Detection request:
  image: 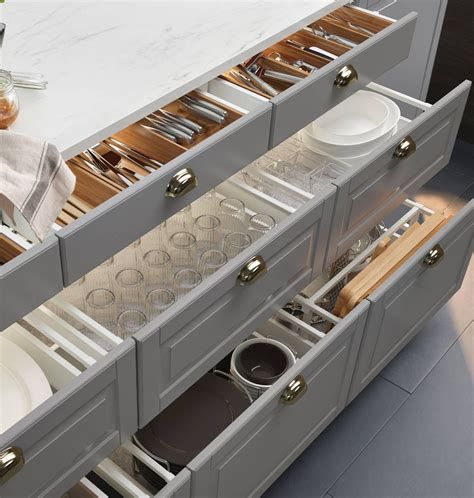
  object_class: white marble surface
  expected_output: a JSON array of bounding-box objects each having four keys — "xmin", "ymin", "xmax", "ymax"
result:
[{"xmin": 2, "ymin": 1, "xmax": 346, "ymax": 159}]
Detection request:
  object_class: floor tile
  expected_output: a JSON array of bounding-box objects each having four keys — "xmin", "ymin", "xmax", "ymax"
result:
[
  {"xmin": 329, "ymin": 324, "xmax": 474, "ymax": 498},
  {"xmin": 263, "ymin": 377, "xmax": 409, "ymax": 498},
  {"xmin": 445, "ymin": 140, "xmax": 474, "ymax": 179},
  {"xmin": 380, "ymin": 257, "xmax": 473, "ymax": 392}
]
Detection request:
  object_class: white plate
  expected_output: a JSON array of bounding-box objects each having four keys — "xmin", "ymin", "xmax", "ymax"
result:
[{"xmin": 0, "ymin": 336, "xmax": 52, "ymax": 434}]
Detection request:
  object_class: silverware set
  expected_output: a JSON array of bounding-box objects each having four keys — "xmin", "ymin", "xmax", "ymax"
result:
[{"xmin": 140, "ymin": 95, "xmax": 229, "ymax": 143}]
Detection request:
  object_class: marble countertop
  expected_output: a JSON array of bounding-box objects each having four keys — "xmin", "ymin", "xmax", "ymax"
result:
[{"xmin": 2, "ymin": 1, "xmax": 346, "ymax": 159}]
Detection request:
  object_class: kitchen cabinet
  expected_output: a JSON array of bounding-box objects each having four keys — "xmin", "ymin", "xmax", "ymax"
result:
[{"xmin": 0, "ymin": 1, "xmax": 471, "ymax": 496}]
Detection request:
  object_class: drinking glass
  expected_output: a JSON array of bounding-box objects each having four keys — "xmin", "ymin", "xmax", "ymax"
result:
[
  {"xmin": 85, "ymin": 288, "xmax": 117, "ymax": 329},
  {"xmin": 146, "ymin": 288, "xmax": 176, "ymax": 321},
  {"xmin": 173, "ymin": 268, "xmax": 202, "ymax": 299},
  {"xmin": 194, "ymin": 214, "xmax": 221, "ymax": 252},
  {"xmin": 219, "ymin": 198, "xmax": 246, "ymax": 233},
  {"xmin": 169, "ymin": 231, "xmax": 198, "ymax": 270},
  {"xmin": 248, "ymin": 214, "xmax": 276, "ymax": 241},
  {"xmin": 223, "ymin": 232, "xmax": 252, "ymax": 259},
  {"xmin": 117, "ymin": 309, "xmax": 147, "ymax": 339},
  {"xmin": 115, "ymin": 268, "xmax": 145, "ymax": 312},
  {"xmin": 199, "ymin": 249, "xmax": 228, "ymax": 278},
  {"xmin": 143, "ymin": 249, "xmax": 172, "ymax": 289}
]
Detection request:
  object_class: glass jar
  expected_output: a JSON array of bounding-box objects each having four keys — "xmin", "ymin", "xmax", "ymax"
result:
[{"xmin": 0, "ymin": 70, "xmax": 19, "ymax": 129}]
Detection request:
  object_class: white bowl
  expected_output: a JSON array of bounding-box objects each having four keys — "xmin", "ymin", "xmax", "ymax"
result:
[
  {"xmin": 300, "ymin": 123, "xmax": 398, "ymax": 160},
  {"xmin": 309, "ymin": 91, "xmax": 401, "ymax": 146},
  {"xmin": 310, "ymin": 90, "xmax": 391, "ymax": 145}
]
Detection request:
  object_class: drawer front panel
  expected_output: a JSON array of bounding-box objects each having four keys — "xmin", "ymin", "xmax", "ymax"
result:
[
  {"xmin": 328, "ymin": 80, "xmax": 471, "ymax": 263},
  {"xmin": 0, "ymin": 237, "xmax": 63, "ymax": 332},
  {"xmin": 57, "ymin": 104, "xmax": 272, "ymax": 285},
  {"xmin": 188, "ymin": 303, "xmax": 368, "ymax": 498},
  {"xmin": 348, "ymin": 201, "xmax": 473, "ymax": 402},
  {"xmin": 0, "ymin": 341, "xmax": 137, "ymax": 497},
  {"xmin": 269, "ymin": 13, "xmax": 417, "ymax": 148},
  {"xmin": 135, "ymin": 189, "xmax": 336, "ymax": 426},
  {"xmin": 156, "ymin": 469, "xmax": 191, "ymax": 498}
]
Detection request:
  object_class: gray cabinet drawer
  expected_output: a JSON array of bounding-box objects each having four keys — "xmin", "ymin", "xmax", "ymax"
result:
[
  {"xmin": 0, "ymin": 234, "xmax": 63, "ymax": 332},
  {"xmin": 0, "ymin": 307, "xmax": 137, "ymax": 497},
  {"xmin": 134, "ymin": 185, "xmax": 336, "ymax": 426},
  {"xmin": 268, "ymin": 9, "xmax": 417, "ymax": 147},
  {"xmin": 327, "ymin": 80, "xmax": 471, "ymax": 264},
  {"xmin": 57, "ymin": 100, "xmax": 272, "ymax": 286},
  {"xmin": 187, "ymin": 302, "xmax": 368, "ymax": 498},
  {"xmin": 348, "ymin": 200, "xmax": 474, "ymax": 402}
]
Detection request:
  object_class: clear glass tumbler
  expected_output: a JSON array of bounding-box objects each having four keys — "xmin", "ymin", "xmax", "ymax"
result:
[
  {"xmin": 115, "ymin": 268, "xmax": 145, "ymax": 312},
  {"xmin": 248, "ymin": 214, "xmax": 276, "ymax": 241},
  {"xmin": 223, "ymin": 232, "xmax": 252, "ymax": 260},
  {"xmin": 169, "ymin": 231, "xmax": 198, "ymax": 270},
  {"xmin": 117, "ymin": 309, "xmax": 147, "ymax": 339},
  {"xmin": 85, "ymin": 288, "xmax": 117, "ymax": 330},
  {"xmin": 219, "ymin": 198, "xmax": 246, "ymax": 233},
  {"xmin": 146, "ymin": 288, "xmax": 176, "ymax": 321},
  {"xmin": 194, "ymin": 214, "xmax": 221, "ymax": 252},
  {"xmin": 199, "ymin": 249, "xmax": 228, "ymax": 278},
  {"xmin": 173, "ymin": 268, "xmax": 202, "ymax": 299},
  {"xmin": 143, "ymin": 249, "xmax": 172, "ymax": 289}
]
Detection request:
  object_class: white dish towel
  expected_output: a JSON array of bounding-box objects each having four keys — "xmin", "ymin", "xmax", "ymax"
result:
[{"xmin": 0, "ymin": 130, "xmax": 75, "ymax": 241}]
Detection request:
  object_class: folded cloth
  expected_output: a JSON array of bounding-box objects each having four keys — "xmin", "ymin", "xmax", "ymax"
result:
[{"xmin": 0, "ymin": 130, "xmax": 76, "ymax": 241}]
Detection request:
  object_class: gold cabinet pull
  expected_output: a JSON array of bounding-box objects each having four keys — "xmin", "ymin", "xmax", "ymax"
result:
[
  {"xmin": 334, "ymin": 64, "xmax": 358, "ymax": 87},
  {"xmin": 280, "ymin": 375, "xmax": 307, "ymax": 405},
  {"xmin": 0, "ymin": 447, "xmax": 24, "ymax": 486},
  {"xmin": 165, "ymin": 168, "xmax": 197, "ymax": 198},
  {"xmin": 237, "ymin": 255, "xmax": 267, "ymax": 284},
  {"xmin": 423, "ymin": 244, "xmax": 444, "ymax": 267},
  {"xmin": 393, "ymin": 136, "xmax": 417, "ymax": 159}
]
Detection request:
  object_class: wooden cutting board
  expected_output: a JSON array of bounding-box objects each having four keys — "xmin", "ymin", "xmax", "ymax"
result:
[{"xmin": 333, "ymin": 212, "xmax": 451, "ymax": 318}]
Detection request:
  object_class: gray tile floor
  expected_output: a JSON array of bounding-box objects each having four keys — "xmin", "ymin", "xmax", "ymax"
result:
[{"xmin": 264, "ymin": 140, "xmax": 474, "ymax": 498}]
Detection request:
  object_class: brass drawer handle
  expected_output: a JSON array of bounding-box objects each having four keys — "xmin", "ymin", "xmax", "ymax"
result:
[
  {"xmin": 393, "ymin": 136, "xmax": 416, "ymax": 159},
  {"xmin": 0, "ymin": 447, "xmax": 24, "ymax": 486},
  {"xmin": 237, "ymin": 255, "xmax": 267, "ymax": 284},
  {"xmin": 281, "ymin": 375, "xmax": 307, "ymax": 405},
  {"xmin": 423, "ymin": 244, "xmax": 444, "ymax": 267},
  {"xmin": 334, "ymin": 64, "xmax": 358, "ymax": 87},
  {"xmin": 165, "ymin": 168, "xmax": 198, "ymax": 198}
]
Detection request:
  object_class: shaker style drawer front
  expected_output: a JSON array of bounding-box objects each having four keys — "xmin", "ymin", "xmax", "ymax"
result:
[
  {"xmin": 57, "ymin": 101, "xmax": 272, "ymax": 286},
  {"xmin": 327, "ymin": 80, "xmax": 471, "ymax": 263},
  {"xmin": 155, "ymin": 469, "xmax": 192, "ymax": 498},
  {"xmin": 0, "ymin": 338, "xmax": 137, "ymax": 498},
  {"xmin": 348, "ymin": 200, "xmax": 474, "ymax": 402},
  {"xmin": 187, "ymin": 303, "xmax": 369, "ymax": 498},
  {"xmin": 269, "ymin": 11, "xmax": 417, "ymax": 147},
  {"xmin": 135, "ymin": 187, "xmax": 336, "ymax": 426},
  {"xmin": 0, "ymin": 235, "xmax": 63, "ymax": 332}
]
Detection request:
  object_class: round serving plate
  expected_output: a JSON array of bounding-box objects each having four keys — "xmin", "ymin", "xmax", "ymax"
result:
[{"xmin": 0, "ymin": 336, "xmax": 52, "ymax": 434}]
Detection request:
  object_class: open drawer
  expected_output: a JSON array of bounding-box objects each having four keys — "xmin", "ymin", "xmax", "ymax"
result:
[
  {"xmin": 0, "ymin": 300, "xmax": 137, "ymax": 497},
  {"xmin": 75, "ymin": 168, "xmax": 335, "ymax": 426},
  {"xmin": 218, "ymin": 4, "xmax": 417, "ymax": 147},
  {"xmin": 59, "ymin": 303, "xmax": 368, "ymax": 498}
]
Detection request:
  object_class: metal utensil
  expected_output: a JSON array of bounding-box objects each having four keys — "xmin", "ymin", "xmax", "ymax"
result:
[
  {"xmin": 179, "ymin": 96, "xmax": 225, "ymax": 124},
  {"xmin": 184, "ymin": 95, "xmax": 228, "ymax": 119},
  {"xmin": 151, "ymin": 112, "xmax": 196, "ymax": 138},
  {"xmin": 155, "ymin": 109, "xmax": 203, "ymax": 134},
  {"xmin": 311, "ymin": 24, "xmax": 357, "ymax": 48},
  {"xmin": 0, "ymin": 23, "xmax": 5, "ymax": 49},
  {"xmin": 104, "ymin": 137, "xmax": 162, "ymax": 171},
  {"xmin": 293, "ymin": 59, "xmax": 318, "ymax": 73},
  {"xmin": 140, "ymin": 124, "xmax": 178, "ymax": 143},
  {"xmin": 261, "ymin": 70, "xmax": 304, "ymax": 84},
  {"xmin": 286, "ymin": 39, "xmax": 337, "ymax": 61},
  {"xmin": 229, "ymin": 69, "xmax": 263, "ymax": 93},
  {"xmin": 85, "ymin": 149, "xmax": 133, "ymax": 187},
  {"xmin": 326, "ymin": 12, "xmax": 375, "ymax": 36},
  {"xmin": 145, "ymin": 116, "xmax": 194, "ymax": 144},
  {"xmin": 238, "ymin": 64, "xmax": 279, "ymax": 97}
]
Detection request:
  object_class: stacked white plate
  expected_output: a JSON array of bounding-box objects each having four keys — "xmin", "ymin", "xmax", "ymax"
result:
[
  {"xmin": 300, "ymin": 90, "xmax": 401, "ymax": 159},
  {"xmin": 0, "ymin": 336, "xmax": 52, "ymax": 434}
]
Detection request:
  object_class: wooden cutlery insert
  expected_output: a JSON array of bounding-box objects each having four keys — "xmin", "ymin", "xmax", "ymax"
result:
[
  {"xmin": 220, "ymin": 5, "xmax": 394, "ymax": 97},
  {"xmin": 0, "ymin": 232, "xmax": 24, "ymax": 264}
]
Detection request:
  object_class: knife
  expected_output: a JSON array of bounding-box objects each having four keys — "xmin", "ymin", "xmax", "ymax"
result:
[{"xmin": 286, "ymin": 39, "xmax": 337, "ymax": 61}]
